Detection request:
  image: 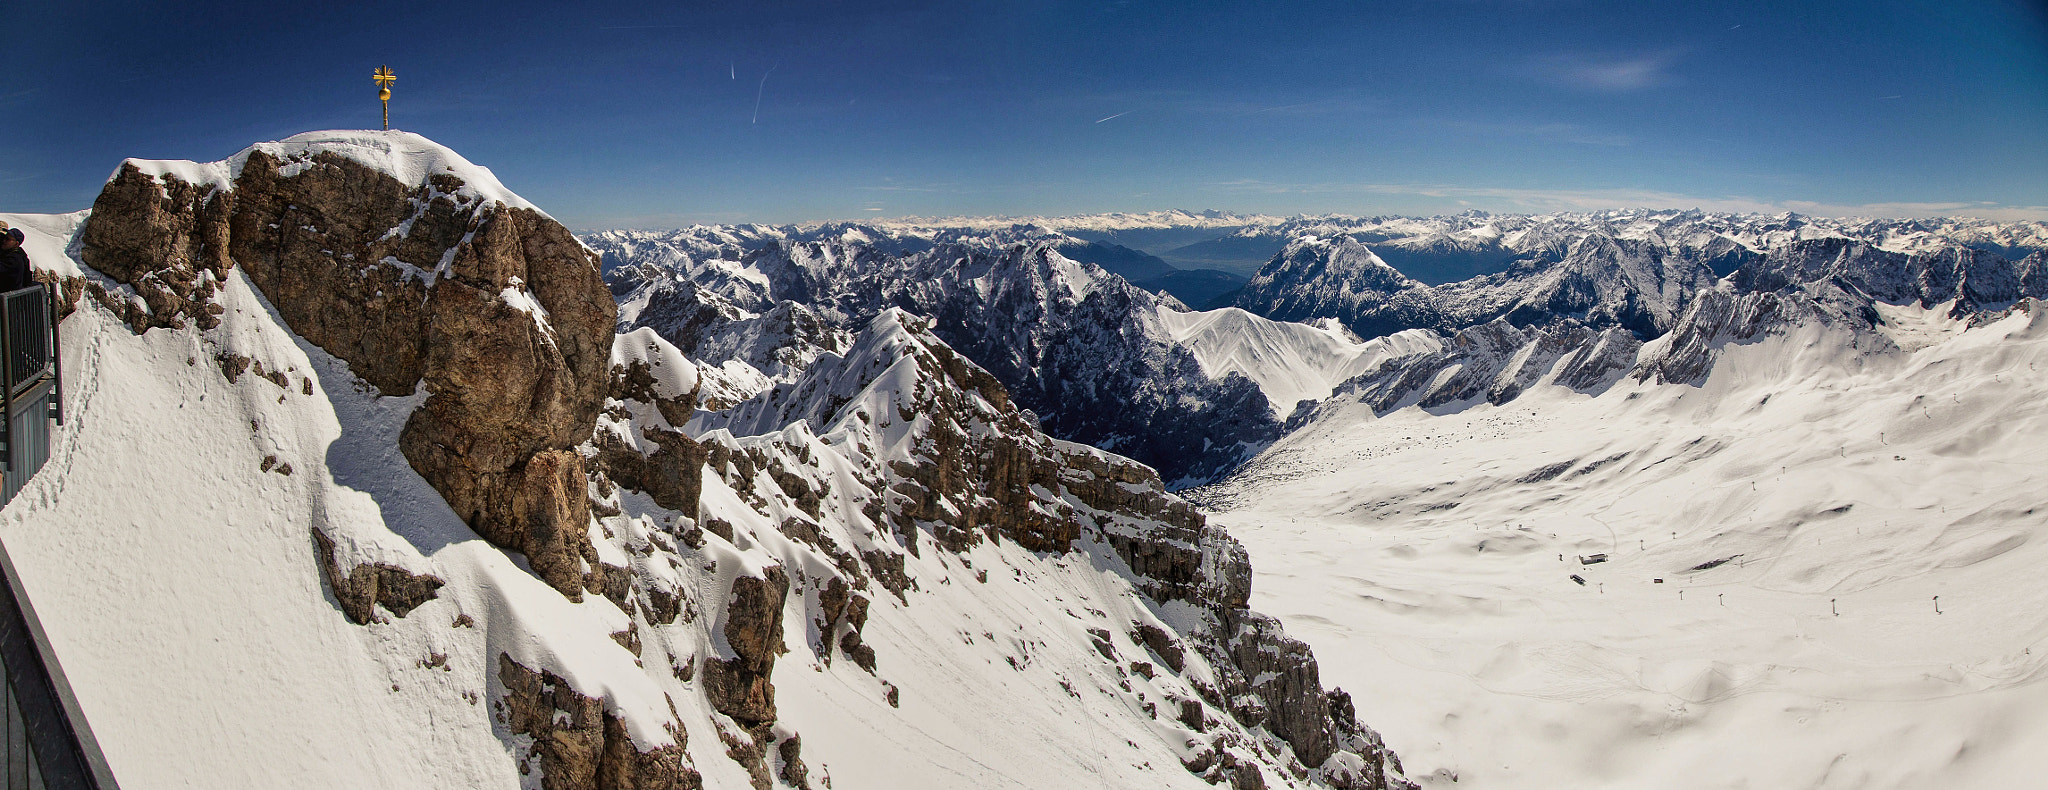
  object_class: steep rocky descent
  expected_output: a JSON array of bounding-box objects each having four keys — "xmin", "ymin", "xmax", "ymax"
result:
[
  {"xmin": 1730, "ymin": 237, "xmax": 2038, "ymax": 318},
  {"xmin": 76, "ymin": 130, "xmax": 617, "ymax": 601},
  {"xmin": 591, "ymin": 309, "xmax": 1413, "ymax": 788},
  {"xmin": 596, "ymin": 231, "xmax": 1282, "ymax": 487}
]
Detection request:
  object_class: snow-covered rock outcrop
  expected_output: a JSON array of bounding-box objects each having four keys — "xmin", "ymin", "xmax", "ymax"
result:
[
  {"xmin": 4, "ymin": 133, "xmax": 1415, "ymax": 790},
  {"xmin": 80, "ymin": 129, "xmax": 618, "ymax": 601},
  {"xmin": 597, "ymin": 232, "xmax": 1283, "ymax": 486}
]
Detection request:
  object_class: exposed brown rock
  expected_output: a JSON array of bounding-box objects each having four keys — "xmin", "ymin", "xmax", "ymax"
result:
[
  {"xmin": 310, "ymin": 529, "xmax": 443, "ymax": 625},
  {"xmin": 776, "ymin": 734, "xmax": 811, "ymax": 790},
  {"xmin": 594, "ymin": 358, "xmax": 708, "ymax": 517},
  {"xmin": 1132, "ymin": 624, "xmax": 1188, "ymax": 674},
  {"xmin": 703, "ymin": 566, "xmax": 788, "ymax": 727},
  {"xmin": 76, "ymin": 164, "xmax": 231, "ymax": 333},
  {"xmin": 498, "ymin": 654, "xmax": 700, "ymax": 790},
  {"xmin": 1227, "ymin": 611, "xmax": 1335, "ymax": 767},
  {"xmin": 643, "ymin": 585, "xmax": 683, "ymax": 626},
  {"xmin": 79, "ymin": 146, "xmax": 618, "ymax": 601},
  {"xmin": 716, "ymin": 724, "xmax": 774, "ymax": 790}
]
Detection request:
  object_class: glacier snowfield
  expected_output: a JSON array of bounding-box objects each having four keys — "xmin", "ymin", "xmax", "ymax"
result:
[{"xmin": 1199, "ymin": 302, "xmax": 2048, "ymax": 789}]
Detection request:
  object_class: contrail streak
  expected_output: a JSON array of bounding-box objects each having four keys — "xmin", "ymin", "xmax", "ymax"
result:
[
  {"xmin": 1095, "ymin": 110, "xmax": 1131, "ymax": 123},
  {"xmin": 752, "ymin": 63, "xmax": 778, "ymax": 124}
]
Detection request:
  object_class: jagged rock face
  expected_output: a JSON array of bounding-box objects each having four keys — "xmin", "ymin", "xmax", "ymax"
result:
[
  {"xmin": 1297, "ymin": 319, "xmax": 1639, "ymax": 418},
  {"xmin": 1235, "ymin": 236, "xmax": 1426, "ymax": 335},
  {"xmin": 702, "ymin": 566, "xmax": 788, "ymax": 727},
  {"xmin": 1253, "ymin": 218, "xmax": 2048, "ymax": 429},
  {"xmin": 600, "ymin": 234, "xmax": 1282, "ymax": 486},
  {"xmin": 78, "ymin": 148, "xmax": 617, "ymax": 600},
  {"xmin": 1230, "ymin": 213, "xmax": 2048, "ymax": 346},
  {"xmin": 625, "ymin": 277, "xmax": 850, "ymax": 382},
  {"xmin": 1730, "ymin": 238, "xmax": 2044, "ymax": 316},
  {"xmin": 2019, "ymin": 251, "xmax": 2047, "ymax": 296},
  {"xmin": 78, "ymin": 164, "xmax": 233, "ymax": 331},
  {"xmin": 499, "ymin": 655, "xmax": 700, "ymax": 790},
  {"xmin": 671, "ymin": 310, "xmax": 1411, "ymax": 788}
]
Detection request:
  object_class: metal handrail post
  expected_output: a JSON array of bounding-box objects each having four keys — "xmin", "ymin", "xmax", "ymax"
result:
[
  {"xmin": 1, "ymin": 291, "xmax": 13, "ymax": 474},
  {"xmin": 47, "ymin": 285, "xmax": 60, "ymax": 426}
]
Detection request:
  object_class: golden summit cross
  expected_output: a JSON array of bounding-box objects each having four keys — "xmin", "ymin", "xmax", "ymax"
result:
[{"xmin": 374, "ymin": 65, "xmax": 396, "ymax": 130}]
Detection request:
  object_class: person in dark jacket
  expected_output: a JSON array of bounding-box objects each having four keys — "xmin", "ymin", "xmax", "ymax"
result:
[{"xmin": 0, "ymin": 225, "xmax": 30, "ymax": 293}]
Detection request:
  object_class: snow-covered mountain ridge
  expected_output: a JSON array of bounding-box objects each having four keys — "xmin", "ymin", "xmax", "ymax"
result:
[
  {"xmin": 585, "ymin": 211, "xmax": 2046, "ymax": 485},
  {"xmin": 1, "ymin": 131, "xmax": 1413, "ymax": 789},
  {"xmin": 592, "ymin": 229, "xmax": 1282, "ymax": 486}
]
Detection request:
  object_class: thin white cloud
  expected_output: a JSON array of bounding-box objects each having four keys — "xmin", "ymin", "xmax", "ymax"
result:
[{"xmin": 1532, "ymin": 52, "xmax": 1681, "ymax": 92}]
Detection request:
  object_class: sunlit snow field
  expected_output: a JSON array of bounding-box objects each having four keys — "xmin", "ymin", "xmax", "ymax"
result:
[{"xmin": 1201, "ymin": 303, "xmax": 2048, "ymax": 789}]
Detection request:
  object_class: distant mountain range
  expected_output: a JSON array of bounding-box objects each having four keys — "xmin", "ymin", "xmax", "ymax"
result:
[{"xmin": 585, "ymin": 209, "xmax": 2048, "ymax": 485}]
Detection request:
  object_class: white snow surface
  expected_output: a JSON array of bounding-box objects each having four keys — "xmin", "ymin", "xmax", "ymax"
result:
[
  {"xmin": 0, "ymin": 222, "xmax": 1314, "ymax": 788},
  {"xmin": 117, "ymin": 129, "xmax": 542, "ymax": 214},
  {"xmin": 1157, "ymin": 305, "xmax": 1442, "ymax": 418},
  {"xmin": 0, "ymin": 268, "xmax": 655, "ymax": 787},
  {"xmin": 611, "ymin": 327, "xmax": 701, "ymax": 403},
  {"xmin": 1198, "ymin": 301, "xmax": 2048, "ymax": 789},
  {"xmin": 0, "ymin": 211, "xmax": 87, "ymax": 278}
]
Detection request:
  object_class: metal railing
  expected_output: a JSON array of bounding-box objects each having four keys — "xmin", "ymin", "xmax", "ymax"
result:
[
  {"xmin": 0, "ymin": 285, "xmax": 60, "ymax": 481},
  {"xmin": 0, "ymin": 285, "xmax": 107, "ymax": 788},
  {"xmin": 0, "ymin": 289, "xmax": 49, "ymax": 403},
  {"xmin": 0, "ymin": 285, "xmax": 58, "ymax": 416}
]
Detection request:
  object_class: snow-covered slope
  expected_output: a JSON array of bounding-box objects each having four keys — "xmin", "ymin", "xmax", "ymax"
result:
[
  {"xmin": 123, "ymin": 129, "xmax": 542, "ymax": 213},
  {"xmin": 1156, "ymin": 306, "xmax": 1442, "ymax": 419},
  {"xmin": 0, "ymin": 134, "xmax": 1417, "ymax": 790},
  {"xmin": 1191, "ymin": 299, "xmax": 2048, "ymax": 789},
  {"xmin": 3, "ymin": 254, "xmax": 581, "ymax": 787}
]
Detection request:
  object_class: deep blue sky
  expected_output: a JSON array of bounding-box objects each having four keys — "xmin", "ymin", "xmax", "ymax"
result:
[{"xmin": 4, "ymin": 0, "xmax": 2045, "ymax": 228}]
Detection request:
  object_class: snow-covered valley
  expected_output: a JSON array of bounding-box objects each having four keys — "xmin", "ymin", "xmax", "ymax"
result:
[{"xmin": 1197, "ymin": 301, "xmax": 2048, "ymax": 789}]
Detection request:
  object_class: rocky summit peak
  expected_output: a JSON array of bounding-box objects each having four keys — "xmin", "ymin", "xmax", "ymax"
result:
[
  {"xmin": 31, "ymin": 134, "xmax": 1420, "ymax": 789},
  {"xmin": 77, "ymin": 129, "xmax": 617, "ymax": 600},
  {"xmin": 120, "ymin": 129, "xmax": 542, "ymax": 215}
]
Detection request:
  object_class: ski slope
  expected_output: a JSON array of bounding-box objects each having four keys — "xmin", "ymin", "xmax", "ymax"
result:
[{"xmin": 1200, "ymin": 302, "xmax": 2048, "ymax": 789}]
